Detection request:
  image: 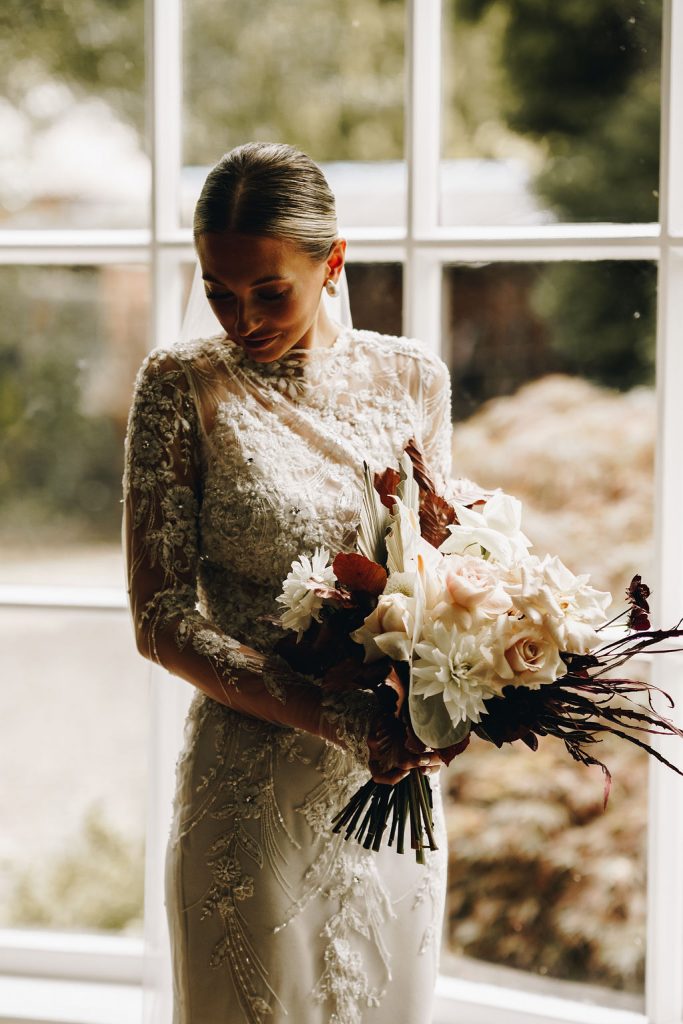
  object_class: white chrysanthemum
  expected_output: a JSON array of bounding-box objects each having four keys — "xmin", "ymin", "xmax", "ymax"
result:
[
  {"xmin": 276, "ymin": 547, "xmax": 336, "ymax": 640},
  {"xmin": 439, "ymin": 490, "xmax": 532, "ymax": 567},
  {"xmin": 412, "ymin": 620, "xmax": 499, "ymax": 725},
  {"xmin": 383, "ymin": 570, "xmax": 417, "ymax": 598}
]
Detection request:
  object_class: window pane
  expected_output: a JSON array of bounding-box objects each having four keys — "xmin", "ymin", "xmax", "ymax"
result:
[
  {"xmin": 0, "ymin": 2, "xmax": 148, "ymax": 228},
  {"xmin": 0, "ymin": 264, "xmax": 150, "ymax": 589},
  {"xmin": 0, "ymin": 608, "xmax": 147, "ymax": 935},
  {"xmin": 439, "ymin": 260, "xmax": 655, "ymax": 1008},
  {"xmin": 346, "ymin": 262, "xmax": 403, "ymax": 336},
  {"xmin": 441, "ymin": 2, "xmax": 661, "ymax": 226},
  {"xmin": 182, "ymin": 0, "xmax": 406, "ymax": 228}
]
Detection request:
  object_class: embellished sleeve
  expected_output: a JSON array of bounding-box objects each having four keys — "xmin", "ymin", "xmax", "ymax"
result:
[
  {"xmin": 415, "ymin": 343, "xmax": 491, "ymax": 507},
  {"xmin": 122, "ymin": 348, "xmax": 377, "ymax": 761},
  {"xmin": 415, "ymin": 346, "xmax": 453, "ymax": 486}
]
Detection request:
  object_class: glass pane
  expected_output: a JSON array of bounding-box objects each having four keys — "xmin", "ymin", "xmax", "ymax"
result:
[
  {"xmin": 441, "ymin": 2, "xmax": 661, "ymax": 226},
  {"xmin": 346, "ymin": 262, "xmax": 403, "ymax": 336},
  {"xmin": 0, "ymin": 608, "xmax": 147, "ymax": 935},
  {"xmin": 0, "ymin": 1, "xmax": 148, "ymax": 228},
  {"xmin": 182, "ymin": 0, "xmax": 406, "ymax": 228},
  {"xmin": 0, "ymin": 264, "xmax": 150, "ymax": 589},
  {"xmin": 439, "ymin": 260, "xmax": 655, "ymax": 1009}
]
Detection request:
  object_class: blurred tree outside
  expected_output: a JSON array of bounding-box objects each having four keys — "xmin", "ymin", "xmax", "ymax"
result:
[
  {"xmin": 0, "ymin": 265, "xmax": 148, "ymax": 546},
  {"xmin": 446, "ymin": 0, "xmax": 661, "ymax": 391},
  {"xmin": 184, "ymin": 0, "xmax": 405, "ymax": 164}
]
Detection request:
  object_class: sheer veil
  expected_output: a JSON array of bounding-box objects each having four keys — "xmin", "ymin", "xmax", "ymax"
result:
[
  {"xmin": 177, "ymin": 255, "xmax": 353, "ymax": 347},
  {"xmin": 141, "ymin": 244, "xmax": 352, "ymax": 1024}
]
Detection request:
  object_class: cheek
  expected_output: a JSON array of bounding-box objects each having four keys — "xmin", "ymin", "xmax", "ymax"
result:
[{"xmin": 277, "ymin": 288, "xmax": 321, "ymax": 327}]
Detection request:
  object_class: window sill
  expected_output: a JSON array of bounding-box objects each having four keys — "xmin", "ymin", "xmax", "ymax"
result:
[
  {"xmin": 0, "ymin": 976, "xmax": 142, "ymax": 1024},
  {"xmin": 434, "ymin": 974, "xmax": 647, "ymax": 1024},
  {"xmin": 0, "ymin": 974, "xmax": 647, "ymax": 1024}
]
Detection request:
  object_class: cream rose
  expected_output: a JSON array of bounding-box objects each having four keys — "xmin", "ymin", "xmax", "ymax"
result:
[
  {"xmin": 433, "ymin": 554, "xmax": 513, "ymax": 630},
  {"xmin": 480, "ymin": 617, "xmax": 563, "ymax": 690},
  {"xmin": 351, "ymin": 591, "xmax": 417, "ymax": 663}
]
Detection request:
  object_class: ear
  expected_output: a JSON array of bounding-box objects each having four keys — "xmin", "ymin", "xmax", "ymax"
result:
[{"xmin": 326, "ymin": 238, "xmax": 347, "ymax": 283}]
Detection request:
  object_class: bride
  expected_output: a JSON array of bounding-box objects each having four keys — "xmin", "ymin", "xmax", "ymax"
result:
[{"xmin": 122, "ymin": 141, "xmax": 452, "ymax": 1024}]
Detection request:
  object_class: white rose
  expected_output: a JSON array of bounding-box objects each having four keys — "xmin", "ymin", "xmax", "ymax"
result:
[
  {"xmin": 439, "ymin": 490, "xmax": 533, "ymax": 567},
  {"xmin": 505, "ymin": 554, "xmax": 612, "ymax": 654}
]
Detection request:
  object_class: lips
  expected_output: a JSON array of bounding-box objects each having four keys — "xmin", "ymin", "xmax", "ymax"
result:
[{"xmin": 242, "ymin": 332, "xmax": 280, "ymax": 347}]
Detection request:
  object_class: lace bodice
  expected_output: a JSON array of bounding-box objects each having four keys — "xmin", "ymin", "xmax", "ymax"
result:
[{"xmin": 122, "ymin": 323, "xmax": 453, "ymax": 753}]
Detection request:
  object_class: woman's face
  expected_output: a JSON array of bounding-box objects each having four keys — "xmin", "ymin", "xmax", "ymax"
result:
[{"xmin": 196, "ymin": 231, "xmax": 345, "ymax": 362}]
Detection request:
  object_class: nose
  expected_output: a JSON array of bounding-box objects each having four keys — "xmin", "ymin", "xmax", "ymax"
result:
[{"xmin": 235, "ymin": 298, "xmax": 264, "ymax": 338}]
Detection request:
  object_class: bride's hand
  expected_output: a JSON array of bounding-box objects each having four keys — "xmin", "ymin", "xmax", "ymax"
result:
[{"xmin": 366, "ymin": 711, "xmax": 442, "ymax": 785}]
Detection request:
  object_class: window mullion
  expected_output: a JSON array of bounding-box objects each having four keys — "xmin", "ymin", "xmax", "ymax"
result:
[
  {"xmin": 662, "ymin": 0, "xmax": 683, "ymax": 237},
  {"xmin": 644, "ymin": 2, "xmax": 683, "ymax": 1018},
  {"xmin": 646, "ymin": 243, "xmax": 683, "ymax": 1022},
  {"xmin": 405, "ymin": 0, "xmax": 442, "ymax": 342}
]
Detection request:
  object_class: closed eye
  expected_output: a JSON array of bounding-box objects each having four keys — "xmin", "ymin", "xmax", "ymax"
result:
[{"xmin": 205, "ymin": 290, "xmax": 288, "ymax": 302}]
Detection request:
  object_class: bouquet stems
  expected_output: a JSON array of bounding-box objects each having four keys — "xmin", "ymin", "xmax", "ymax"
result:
[{"xmin": 331, "ymin": 769, "xmax": 438, "ymax": 864}]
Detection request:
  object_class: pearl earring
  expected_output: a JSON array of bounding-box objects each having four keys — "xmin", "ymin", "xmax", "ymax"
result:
[{"xmin": 325, "ymin": 278, "xmax": 339, "ymax": 297}]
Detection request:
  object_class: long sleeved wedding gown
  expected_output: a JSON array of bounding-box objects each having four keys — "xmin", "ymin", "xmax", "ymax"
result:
[{"xmin": 122, "ymin": 323, "xmax": 453, "ymax": 1024}]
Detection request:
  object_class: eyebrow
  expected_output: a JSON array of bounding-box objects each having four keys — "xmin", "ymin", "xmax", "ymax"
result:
[{"xmin": 201, "ymin": 273, "xmax": 287, "ymax": 286}]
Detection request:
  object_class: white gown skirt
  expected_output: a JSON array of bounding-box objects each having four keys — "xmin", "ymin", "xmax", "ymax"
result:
[{"xmin": 164, "ymin": 693, "xmax": 448, "ymax": 1024}]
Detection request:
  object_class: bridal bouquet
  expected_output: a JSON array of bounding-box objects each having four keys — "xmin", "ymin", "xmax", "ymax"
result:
[{"xmin": 274, "ymin": 441, "xmax": 683, "ymax": 863}]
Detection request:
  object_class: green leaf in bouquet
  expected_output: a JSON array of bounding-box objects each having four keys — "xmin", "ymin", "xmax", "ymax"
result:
[
  {"xmin": 408, "ymin": 683, "xmax": 472, "ymax": 750},
  {"xmin": 357, "ymin": 461, "xmax": 389, "ymax": 565}
]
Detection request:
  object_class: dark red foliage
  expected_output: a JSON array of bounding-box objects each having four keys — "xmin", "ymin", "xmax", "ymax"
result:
[
  {"xmin": 332, "ymin": 552, "xmax": 388, "ymax": 596},
  {"xmin": 627, "ymin": 574, "xmax": 651, "ymax": 612},
  {"xmin": 628, "ymin": 606, "xmax": 651, "ymax": 631},
  {"xmin": 437, "ymin": 732, "xmax": 472, "ymax": 766},
  {"xmin": 419, "ymin": 491, "xmax": 459, "ymax": 549},
  {"xmin": 403, "ymin": 437, "xmax": 436, "ymax": 493},
  {"xmin": 373, "ymin": 467, "xmax": 401, "ymax": 511},
  {"xmin": 626, "ymin": 575, "xmax": 651, "ymax": 630}
]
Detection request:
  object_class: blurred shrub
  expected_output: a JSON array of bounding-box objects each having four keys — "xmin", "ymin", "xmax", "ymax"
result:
[
  {"xmin": 444, "ymin": 730, "xmax": 647, "ymax": 990},
  {"xmin": 445, "ymin": 374, "xmax": 655, "ymax": 990},
  {"xmin": 451, "ymin": 373, "xmax": 655, "ymax": 601},
  {"xmin": 4, "ymin": 802, "xmax": 144, "ymax": 934}
]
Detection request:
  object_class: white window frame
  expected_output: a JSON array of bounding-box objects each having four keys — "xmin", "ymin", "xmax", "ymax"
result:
[{"xmin": 1, "ymin": 1, "xmax": 683, "ymax": 1022}]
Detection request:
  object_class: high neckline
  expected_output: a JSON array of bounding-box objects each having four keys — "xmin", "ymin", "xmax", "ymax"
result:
[{"xmin": 223, "ymin": 323, "xmax": 355, "ymax": 400}]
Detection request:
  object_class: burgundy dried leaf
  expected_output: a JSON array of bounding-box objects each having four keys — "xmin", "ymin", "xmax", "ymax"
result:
[
  {"xmin": 419, "ymin": 491, "xmax": 458, "ymax": 549},
  {"xmin": 373, "ymin": 467, "xmax": 401, "ymax": 511},
  {"xmin": 627, "ymin": 574, "xmax": 651, "ymax": 612},
  {"xmin": 307, "ymin": 583, "xmax": 357, "ymax": 608},
  {"xmin": 437, "ymin": 732, "xmax": 471, "ymax": 766},
  {"xmin": 627, "ymin": 606, "xmax": 651, "ymax": 631},
  {"xmin": 321, "ymin": 656, "xmax": 369, "ymax": 694},
  {"xmin": 404, "ymin": 437, "xmax": 436, "ymax": 494},
  {"xmin": 332, "ymin": 552, "xmax": 388, "ymax": 596}
]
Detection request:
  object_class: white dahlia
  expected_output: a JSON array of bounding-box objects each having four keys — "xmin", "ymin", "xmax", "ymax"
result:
[
  {"xmin": 411, "ymin": 620, "xmax": 499, "ymax": 725},
  {"xmin": 276, "ymin": 547, "xmax": 336, "ymax": 640}
]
